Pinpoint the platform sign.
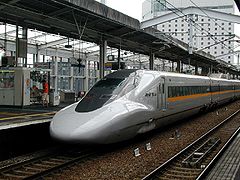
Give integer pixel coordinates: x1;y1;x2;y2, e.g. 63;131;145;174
105;62;112;70
107;55;115;62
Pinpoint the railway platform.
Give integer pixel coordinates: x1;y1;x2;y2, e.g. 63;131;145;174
0;103;69;130
206;132;240;180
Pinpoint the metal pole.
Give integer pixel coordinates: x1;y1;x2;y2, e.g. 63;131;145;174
118;47;121;69
15;24;18;67
4;22;7;56
188;14;193;55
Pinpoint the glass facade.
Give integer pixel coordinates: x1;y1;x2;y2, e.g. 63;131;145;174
151;0;166;13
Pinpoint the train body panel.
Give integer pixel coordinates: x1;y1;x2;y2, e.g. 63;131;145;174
50;70;240;144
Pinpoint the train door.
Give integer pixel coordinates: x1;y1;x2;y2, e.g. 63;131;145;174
158;77;167;110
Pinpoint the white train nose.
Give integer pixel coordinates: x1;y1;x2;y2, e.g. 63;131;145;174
50;121;107;144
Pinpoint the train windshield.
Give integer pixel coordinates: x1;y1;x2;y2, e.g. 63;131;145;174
75;70;138;112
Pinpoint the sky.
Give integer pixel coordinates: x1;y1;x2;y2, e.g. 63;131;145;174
96;0;145;21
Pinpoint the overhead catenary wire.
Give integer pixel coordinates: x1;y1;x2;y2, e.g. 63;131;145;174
189;0;240;58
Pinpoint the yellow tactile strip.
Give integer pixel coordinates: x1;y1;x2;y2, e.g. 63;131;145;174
0;112;56;121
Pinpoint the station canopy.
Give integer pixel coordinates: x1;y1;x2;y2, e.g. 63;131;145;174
0;0;239;74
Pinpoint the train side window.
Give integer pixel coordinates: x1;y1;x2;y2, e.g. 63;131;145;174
162;84;165;94
169;87;173;97
179;86;182;96
185;87;188;95
173;86;176;97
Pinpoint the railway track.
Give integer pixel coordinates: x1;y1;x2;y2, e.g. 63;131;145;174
142;109;240;180
0;147;95;180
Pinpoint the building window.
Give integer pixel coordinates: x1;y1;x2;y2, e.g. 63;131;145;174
175;24;177;27
221;51;224;54
175;19;178;22
222;23;224;25
228;56;231;59
182;24;184;27
222;28;224;30
201;42;204;45
208;42;210;45
169;29;171;32
175;29;177;31
214;51;217;54
162;24;165;27
169;24;171;27
229;22;231;25
201;19;204;21
215;28;217;30
229;27;231;30
214;47;217;49
181;38;184;41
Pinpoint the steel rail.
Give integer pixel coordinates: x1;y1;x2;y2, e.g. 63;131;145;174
142;109;240;180
0;147;94;180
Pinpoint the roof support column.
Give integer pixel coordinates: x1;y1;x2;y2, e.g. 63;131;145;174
22;27;28;67
201;66;209;76
171;61;174;72
195;64;198;75
15;25;28;67
15;24;18;66
176;60;181;73
69;59;74;91
149;51;154;70
99;39;107;79
117;47;121;70
52;55;58;93
84;59;89;91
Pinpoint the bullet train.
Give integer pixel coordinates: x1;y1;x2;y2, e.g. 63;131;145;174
50;69;240;144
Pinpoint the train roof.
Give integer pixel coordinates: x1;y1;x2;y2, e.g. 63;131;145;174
142;70;240;82
106;69;240;83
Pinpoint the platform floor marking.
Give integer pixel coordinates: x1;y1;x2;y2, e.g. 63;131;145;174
0;112;56;121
